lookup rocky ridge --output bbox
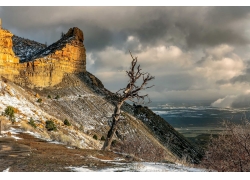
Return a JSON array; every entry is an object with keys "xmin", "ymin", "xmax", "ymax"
[{"xmin": 12, "ymin": 35, "xmax": 47, "ymax": 62}]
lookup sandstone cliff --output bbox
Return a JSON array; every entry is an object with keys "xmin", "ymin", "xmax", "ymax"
[
  {"xmin": 0, "ymin": 27, "xmax": 86, "ymax": 88},
  {"xmin": 0, "ymin": 28, "xmax": 20, "ymax": 78}
]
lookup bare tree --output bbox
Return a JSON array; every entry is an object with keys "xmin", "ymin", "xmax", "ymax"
[
  {"xmin": 0, "ymin": 119, "xmax": 1, "ymax": 135},
  {"xmin": 102, "ymin": 52, "xmax": 154, "ymax": 151}
]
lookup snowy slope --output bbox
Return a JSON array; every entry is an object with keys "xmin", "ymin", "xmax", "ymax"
[
  {"xmin": 0, "ymin": 80, "xmax": 103, "ymax": 149},
  {"xmin": 12, "ymin": 35, "xmax": 46, "ymax": 62}
]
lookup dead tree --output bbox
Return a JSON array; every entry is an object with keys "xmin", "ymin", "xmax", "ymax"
[{"xmin": 102, "ymin": 51, "xmax": 154, "ymax": 151}]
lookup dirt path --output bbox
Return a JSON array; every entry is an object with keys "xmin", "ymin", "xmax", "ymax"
[{"xmin": 0, "ymin": 131, "xmax": 133, "ymax": 172}]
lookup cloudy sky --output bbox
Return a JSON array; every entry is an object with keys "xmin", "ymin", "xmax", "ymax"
[{"xmin": 1, "ymin": 6, "xmax": 250, "ymax": 107}]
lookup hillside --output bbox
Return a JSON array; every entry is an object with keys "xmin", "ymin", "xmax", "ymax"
[
  {"xmin": 12, "ymin": 35, "xmax": 47, "ymax": 62},
  {"xmin": 0, "ymin": 24, "xmax": 203, "ymax": 169}
]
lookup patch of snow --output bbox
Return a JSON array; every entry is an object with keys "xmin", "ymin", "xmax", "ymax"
[
  {"xmin": 67, "ymin": 162, "xmax": 206, "ymax": 172},
  {"xmin": 67, "ymin": 166, "xmax": 93, "ymax": 172},
  {"xmin": 3, "ymin": 167, "xmax": 10, "ymax": 172},
  {"xmin": 48, "ymin": 140, "xmax": 64, "ymax": 145}
]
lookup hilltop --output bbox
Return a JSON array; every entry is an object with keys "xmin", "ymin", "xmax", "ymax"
[{"xmin": 0, "ymin": 23, "xmax": 203, "ymax": 171}]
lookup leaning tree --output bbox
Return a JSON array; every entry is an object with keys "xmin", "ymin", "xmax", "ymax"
[{"xmin": 102, "ymin": 52, "xmax": 154, "ymax": 151}]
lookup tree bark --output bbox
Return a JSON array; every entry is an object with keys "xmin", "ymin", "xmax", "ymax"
[
  {"xmin": 102, "ymin": 118, "xmax": 119, "ymax": 150},
  {"xmin": 102, "ymin": 101, "xmax": 123, "ymax": 151}
]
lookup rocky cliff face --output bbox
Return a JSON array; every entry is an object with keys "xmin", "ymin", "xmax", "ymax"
[
  {"xmin": 0, "ymin": 27, "xmax": 86, "ymax": 88},
  {"xmin": 0, "ymin": 28, "xmax": 20, "ymax": 78}
]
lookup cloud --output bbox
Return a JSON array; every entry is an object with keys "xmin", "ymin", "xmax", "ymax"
[
  {"xmin": 1, "ymin": 7, "xmax": 250, "ymax": 51},
  {"xmin": 211, "ymin": 95, "xmax": 237, "ymax": 108},
  {"xmin": 211, "ymin": 93, "xmax": 250, "ymax": 108}
]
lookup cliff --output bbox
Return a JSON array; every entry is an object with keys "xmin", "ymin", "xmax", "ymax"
[{"xmin": 0, "ymin": 27, "xmax": 86, "ymax": 88}]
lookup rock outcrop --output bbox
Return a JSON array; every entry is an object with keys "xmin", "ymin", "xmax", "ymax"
[
  {"xmin": 0, "ymin": 28, "xmax": 20, "ymax": 78},
  {"xmin": 0, "ymin": 26, "xmax": 86, "ymax": 88}
]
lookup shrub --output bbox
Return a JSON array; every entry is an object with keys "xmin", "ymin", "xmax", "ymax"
[
  {"xmin": 101, "ymin": 136, "xmax": 105, "ymax": 141},
  {"xmin": 111, "ymin": 139, "xmax": 117, "ymax": 146},
  {"xmin": 55, "ymin": 95, "xmax": 60, "ymax": 99},
  {"xmin": 50, "ymin": 131, "xmax": 73, "ymax": 146},
  {"xmin": 45, "ymin": 120, "xmax": 57, "ymax": 131},
  {"xmin": 28, "ymin": 118, "xmax": 37, "ymax": 128},
  {"xmin": 201, "ymin": 120, "xmax": 250, "ymax": 172},
  {"xmin": 37, "ymin": 98, "xmax": 42, "ymax": 103},
  {"xmin": 47, "ymin": 95, "xmax": 51, "ymax": 99},
  {"xmin": 64, "ymin": 119, "xmax": 71, "ymax": 126},
  {"xmin": 4, "ymin": 106, "xmax": 15, "ymax": 123},
  {"xmin": 93, "ymin": 134, "xmax": 98, "ymax": 140}
]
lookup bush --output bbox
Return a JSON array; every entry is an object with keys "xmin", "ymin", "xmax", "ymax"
[
  {"xmin": 201, "ymin": 120, "xmax": 250, "ymax": 172},
  {"xmin": 101, "ymin": 136, "xmax": 105, "ymax": 141},
  {"xmin": 28, "ymin": 118, "xmax": 37, "ymax": 128},
  {"xmin": 47, "ymin": 95, "xmax": 51, "ymax": 99},
  {"xmin": 55, "ymin": 95, "xmax": 60, "ymax": 99},
  {"xmin": 111, "ymin": 139, "xmax": 117, "ymax": 146},
  {"xmin": 93, "ymin": 134, "xmax": 98, "ymax": 140},
  {"xmin": 4, "ymin": 106, "xmax": 15, "ymax": 123},
  {"xmin": 64, "ymin": 119, "xmax": 71, "ymax": 126},
  {"xmin": 37, "ymin": 98, "xmax": 42, "ymax": 103},
  {"xmin": 45, "ymin": 120, "xmax": 57, "ymax": 131}
]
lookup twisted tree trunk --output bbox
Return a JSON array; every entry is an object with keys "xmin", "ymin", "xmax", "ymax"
[{"xmin": 102, "ymin": 101, "xmax": 123, "ymax": 151}]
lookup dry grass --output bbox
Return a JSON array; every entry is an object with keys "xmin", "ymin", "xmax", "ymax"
[
  {"xmin": 174, "ymin": 154, "xmax": 194, "ymax": 167},
  {"xmin": 1, "ymin": 118, "xmax": 11, "ymax": 131},
  {"xmin": 50, "ymin": 131, "xmax": 75, "ymax": 146},
  {"xmin": 20, "ymin": 121, "xmax": 36, "ymax": 132}
]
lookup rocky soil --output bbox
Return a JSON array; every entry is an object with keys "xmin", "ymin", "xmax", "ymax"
[{"xmin": 0, "ymin": 127, "xmax": 134, "ymax": 172}]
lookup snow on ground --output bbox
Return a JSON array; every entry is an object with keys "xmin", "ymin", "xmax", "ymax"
[
  {"xmin": 67, "ymin": 162, "xmax": 206, "ymax": 172},
  {"xmin": 0, "ymin": 81, "xmax": 55, "ymax": 123},
  {"xmin": 2, "ymin": 167, "xmax": 10, "ymax": 172}
]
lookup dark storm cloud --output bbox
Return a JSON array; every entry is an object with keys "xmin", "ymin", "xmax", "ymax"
[
  {"xmin": 1, "ymin": 6, "xmax": 250, "ymax": 52},
  {"xmin": 230, "ymin": 74, "xmax": 250, "ymax": 84}
]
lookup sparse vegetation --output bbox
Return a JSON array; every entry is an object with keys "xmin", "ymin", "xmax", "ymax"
[
  {"xmin": 101, "ymin": 136, "xmax": 105, "ymax": 141},
  {"xmin": 45, "ymin": 120, "xmax": 57, "ymax": 131},
  {"xmin": 47, "ymin": 95, "xmax": 51, "ymax": 99},
  {"xmin": 50, "ymin": 131, "xmax": 73, "ymax": 146},
  {"xmin": 64, "ymin": 119, "xmax": 71, "ymax": 126},
  {"xmin": 117, "ymin": 136, "xmax": 166, "ymax": 162},
  {"xmin": 0, "ymin": 117, "xmax": 10, "ymax": 134},
  {"xmin": 28, "ymin": 118, "xmax": 37, "ymax": 128},
  {"xmin": 55, "ymin": 95, "xmax": 60, "ymax": 100},
  {"xmin": 111, "ymin": 139, "xmax": 117, "ymax": 146},
  {"xmin": 201, "ymin": 120, "xmax": 250, "ymax": 172},
  {"xmin": 4, "ymin": 106, "xmax": 15, "ymax": 124},
  {"xmin": 93, "ymin": 134, "xmax": 98, "ymax": 140},
  {"xmin": 37, "ymin": 98, "xmax": 42, "ymax": 103}
]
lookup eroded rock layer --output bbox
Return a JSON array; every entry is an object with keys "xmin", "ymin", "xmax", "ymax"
[{"xmin": 0, "ymin": 27, "xmax": 86, "ymax": 88}]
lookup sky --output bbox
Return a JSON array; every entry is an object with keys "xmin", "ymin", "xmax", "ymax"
[{"xmin": 1, "ymin": 5, "xmax": 250, "ymax": 107}]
